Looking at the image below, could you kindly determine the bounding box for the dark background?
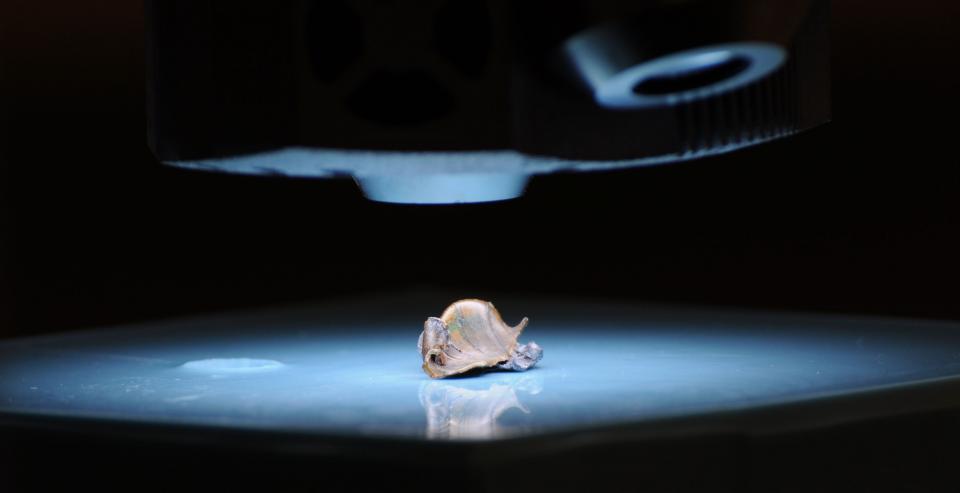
[1,1,958,339]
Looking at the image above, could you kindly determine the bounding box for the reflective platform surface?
[3,294,960,443]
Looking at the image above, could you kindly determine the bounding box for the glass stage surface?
[3,293,960,448]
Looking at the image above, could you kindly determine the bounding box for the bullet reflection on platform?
[419,375,543,439]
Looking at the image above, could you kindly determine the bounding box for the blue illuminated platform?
[2,293,960,491]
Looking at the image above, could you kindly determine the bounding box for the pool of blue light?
[2,294,960,441]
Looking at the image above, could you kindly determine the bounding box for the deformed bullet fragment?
[418,299,542,379]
